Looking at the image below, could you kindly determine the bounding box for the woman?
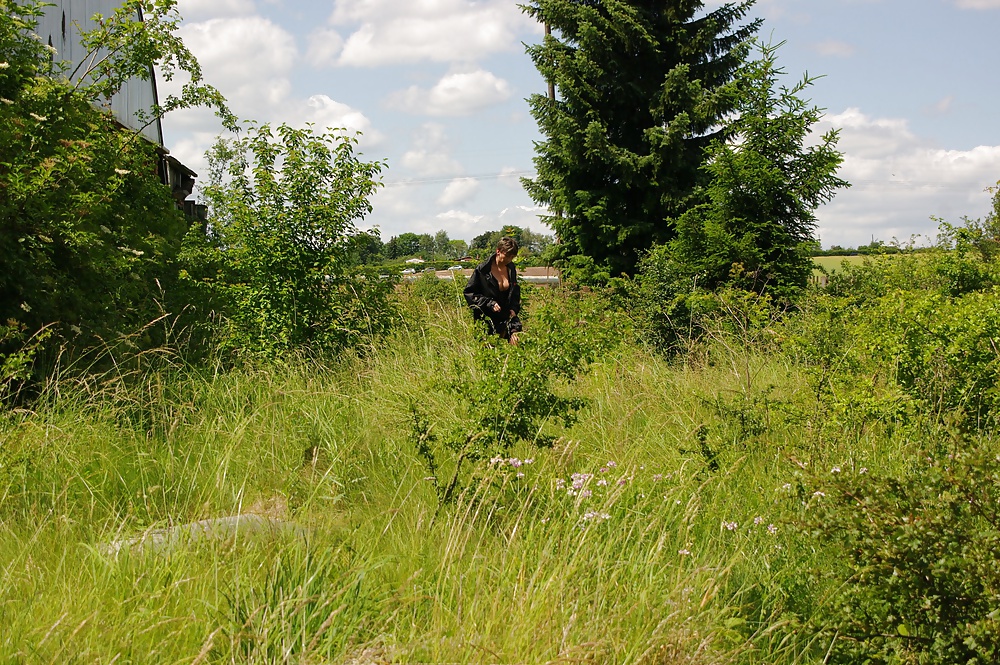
[464,237,522,343]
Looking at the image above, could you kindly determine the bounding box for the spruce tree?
[521,0,760,277]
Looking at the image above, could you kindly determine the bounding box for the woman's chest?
[489,267,510,292]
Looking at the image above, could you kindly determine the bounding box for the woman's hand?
[492,302,502,313]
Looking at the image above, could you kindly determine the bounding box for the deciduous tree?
[194,124,393,356]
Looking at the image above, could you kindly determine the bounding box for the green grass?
[811,254,866,275]
[0,296,915,663]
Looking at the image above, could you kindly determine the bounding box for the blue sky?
[163,0,1000,248]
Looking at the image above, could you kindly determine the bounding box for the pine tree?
[521,0,760,277]
[667,42,849,301]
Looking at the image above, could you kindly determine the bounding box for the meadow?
[3,246,1000,664]
[811,255,866,275]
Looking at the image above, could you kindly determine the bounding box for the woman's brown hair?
[496,237,519,256]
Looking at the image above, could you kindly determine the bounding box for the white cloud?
[305,27,345,65]
[499,204,549,231]
[161,15,380,183]
[400,151,463,177]
[293,94,384,145]
[322,0,540,67]
[954,0,1000,8]
[176,16,297,110]
[369,185,418,218]
[927,95,955,116]
[498,166,529,189]
[176,0,256,21]
[811,39,855,58]
[164,128,219,181]
[814,108,1000,247]
[435,209,486,236]
[399,123,463,177]
[387,69,512,116]
[438,177,480,205]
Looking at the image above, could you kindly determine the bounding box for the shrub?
[803,443,1000,664]
[193,123,395,357]
[410,294,613,507]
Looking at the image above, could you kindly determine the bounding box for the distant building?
[27,0,203,218]
[404,258,425,264]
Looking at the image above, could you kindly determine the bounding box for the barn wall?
[31,0,164,145]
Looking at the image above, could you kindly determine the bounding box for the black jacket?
[464,255,521,327]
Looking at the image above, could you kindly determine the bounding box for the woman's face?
[495,249,513,267]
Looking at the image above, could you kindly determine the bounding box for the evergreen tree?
[522,0,760,277]
[667,42,848,300]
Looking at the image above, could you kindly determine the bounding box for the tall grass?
[0,293,919,663]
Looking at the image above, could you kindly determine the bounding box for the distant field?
[813,255,866,272]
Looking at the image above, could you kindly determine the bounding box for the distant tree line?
[813,241,904,256]
[365,226,554,265]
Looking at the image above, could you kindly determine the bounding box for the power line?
[847,179,995,191]
[383,170,535,187]
[382,173,992,192]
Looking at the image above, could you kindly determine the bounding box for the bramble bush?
[802,442,1000,664]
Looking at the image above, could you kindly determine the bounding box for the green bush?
[803,443,1000,664]
[0,0,233,379]
[191,123,395,358]
[407,271,463,306]
[410,292,620,507]
[787,215,1000,432]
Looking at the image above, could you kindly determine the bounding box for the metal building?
[28,0,200,214]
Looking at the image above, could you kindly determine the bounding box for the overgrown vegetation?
[188,123,395,357]
[5,214,1000,661]
[0,0,231,374]
[5,1,1000,662]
